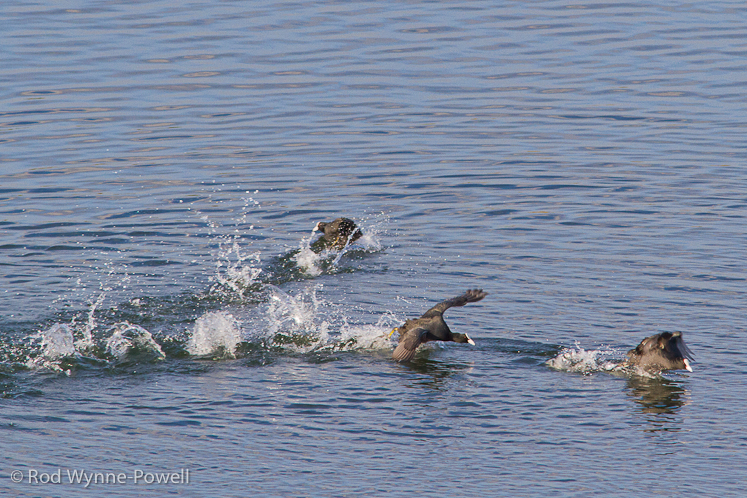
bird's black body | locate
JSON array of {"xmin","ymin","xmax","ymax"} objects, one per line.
[
  {"xmin": 625, "ymin": 331, "xmax": 694, "ymax": 372},
  {"xmin": 313, "ymin": 217, "xmax": 362, "ymax": 249},
  {"xmin": 392, "ymin": 289, "xmax": 487, "ymax": 362}
]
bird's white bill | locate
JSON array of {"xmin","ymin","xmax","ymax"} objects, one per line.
[
  {"xmin": 467, "ymin": 338, "xmax": 476, "ymax": 345},
  {"xmin": 684, "ymin": 358, "xmax": 693, "ymax": 372},
  {"xmin": 313, "ymin": 222, "xmax": 321, "ymax": 232}
]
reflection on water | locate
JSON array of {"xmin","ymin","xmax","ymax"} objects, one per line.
[
  {"xmin": 626, "ymin": 376, "xmax": 688, "ymax": 434},
  {"xmin": 626, "ymin": 376, "xmax": 687, "ymax": 415},
  {"xmin": 402, "ymin": 353, "xmax": 473, "ymax": 391}
]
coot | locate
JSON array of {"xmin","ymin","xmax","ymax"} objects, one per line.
[
  {"xmin": 392, "ymin": 289, "xmax": 487, "ymax": 362},
  {"xmin": 313, "ymin": 217, "xmax": 362, "ymax": 249},
  {"xmin": 625, "ymin": 332, "xmax": 694, "ymax": 372}
]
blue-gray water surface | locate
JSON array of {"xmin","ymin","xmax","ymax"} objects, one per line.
[{"xmin": 2, "ymin": 0, "xmax": 746, "ymax": 496}]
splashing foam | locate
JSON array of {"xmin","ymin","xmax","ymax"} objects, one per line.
[
  {"xmin": 188, "ymin": 311, "xmax": 243, "ymax": 358},
  {"xmin": 546, "ymin": 344, "xmax": 622, "ymax": 374},
  {"xmin": 25, "ymin": 324, "xmax": 78, "ymax": 373},
  {"xmin": 105, "ymin": 323, "xmax": 165, "ymax": 361},
  {"xmin": 38, "ymin": 324, "xmax": 77, "ymax": 360},
  {"xmin": 73, "ymin": 291, "xmax": 107, "ymax": 352},
  {"xmin": 336, "ymin": 313, "xmax": 400, "ymax": 351},
  {"xmin": 353, "ymin": 230, "xmax": 383, "ymax": 253},
  {"xmin": 198, "ymin": 202, "xmax": 263, "ymax": 300},
  {"xmin": 260, "ymin": 285, "xmax": 331, "ymax": 351},
  {"xmin": 293, "ymin": 230, "xmax": 324, "ymax": 276},
  {"xmin": 264, "ymin": 286, "xmax": 403, "ymax": 354},
  {"xmin": 211, "ymin": 238, "xmax": 262, "ymax": 299},
  {"xmin": 25, "ymin": 320, "xmax": 165, "ymax": 373},
  {"xmin": 356, "ymin": 212, "xmax": 388, "ymax": 251}
]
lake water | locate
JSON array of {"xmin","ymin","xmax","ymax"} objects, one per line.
[{"xmin": 2, "ymin": 0, "xmax": 747, "ymax": 496}]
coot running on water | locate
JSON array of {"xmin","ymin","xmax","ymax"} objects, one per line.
[{"xmin": 392, "ymin": 289, "xmax": 487, "ymax": 362}]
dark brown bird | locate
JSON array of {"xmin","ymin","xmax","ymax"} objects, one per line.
[
  {"xmin": 313, "ymin": 217, "xmax": 362, "ymax": 249},
  {"xmin": 391, "ymin": 289, "xmax": 487, "ymax": 362},
  {"xmin": 625, "ymin": 332, "xmax": 694, "ymax": 372}
]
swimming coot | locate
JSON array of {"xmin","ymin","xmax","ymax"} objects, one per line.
[
  {"xmin": 313, "ymin": 217, "xmax": 362, "ymax": 249},
  {"xmin": 625, "ymin": 332, "xmax": 694, "ymax": 372}
]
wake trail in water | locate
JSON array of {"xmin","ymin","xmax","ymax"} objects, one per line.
[
  {"xmin": 4, "ymin": 281, "xmax": 399, "ymax": 380},
  {"xmin": 0, "ymin": 209, "xmax": 391, "ymax": 384},
  {"xmin": 186, "ymin": 284, "xmax": 399, "ymax": 359},
  {"xmin": 545, "ymin": 344, "xmax": 622, "ymax": 374}
]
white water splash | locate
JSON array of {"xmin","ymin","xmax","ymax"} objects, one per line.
[
  {"xmin": 38, "ymin": 324, "xmax": 77, "ymax": 359},
  {"xmin": 196, "ymin": 198, "xmax": 263, "ymax": 300},
  {"xmin": 336, "ymin": 313, "xmax": 401, "ymax": 351},
  {"xmin": 262, "ymin": 285, "xmax": 331, "ymax": 350},
  {"xmin": 546, "ymin": 344, "xmax": 622, "ymax": 374},
  {"xmin": 211, "ymin": 238, "xmax": 262, "ymax": 298},
  {"xmin": 188, "ymin": 311, "xmax": 243, "ymax": 357},
  {"xmin": 330, "ymin": 242, "xmax": 353, "ymax": 267},
  {"xmin": 352, "ymin": 230, "xmax": 383, "ymax": 253},
  {"xmin": 293, "ymin": 230, "xmax": 324, "ymax": 276},
  {"xmin": 356, "ymin": 212, "xmax": 388, "ymax": 250},
  {"xmin": 105, "ymin": 322, "xmax": 165, "ymax": 361},
  {"xmin": 25, "ymin": 324, "xmax": 78, "ymax": 374},
  {"xmin": 27, "ymin": 321, "xmax": 167, "ymax": 371},
  {"xmin": 74, "ymin": 291, "xmax": 107, "ymax": 351}
]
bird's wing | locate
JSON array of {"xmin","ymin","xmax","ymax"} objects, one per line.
[
  {"xmin": 420, "ymin": 289, "xmax": 487, "ymax": 319},
  {"xmin": 671, "ymin": 334, "xmax": 694, "ymax": 361},
  {"xmin": 633, "ymin": 335, "xmax": 655, "ymax": 353},
  {"xmin": 392, "ymin": 328, "xmax": 428, "ymax": 362}
]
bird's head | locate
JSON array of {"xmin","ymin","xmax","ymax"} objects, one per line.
[{"xmin": 453, "ymin": 333, "xmax": 475, "ymax": 345}]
